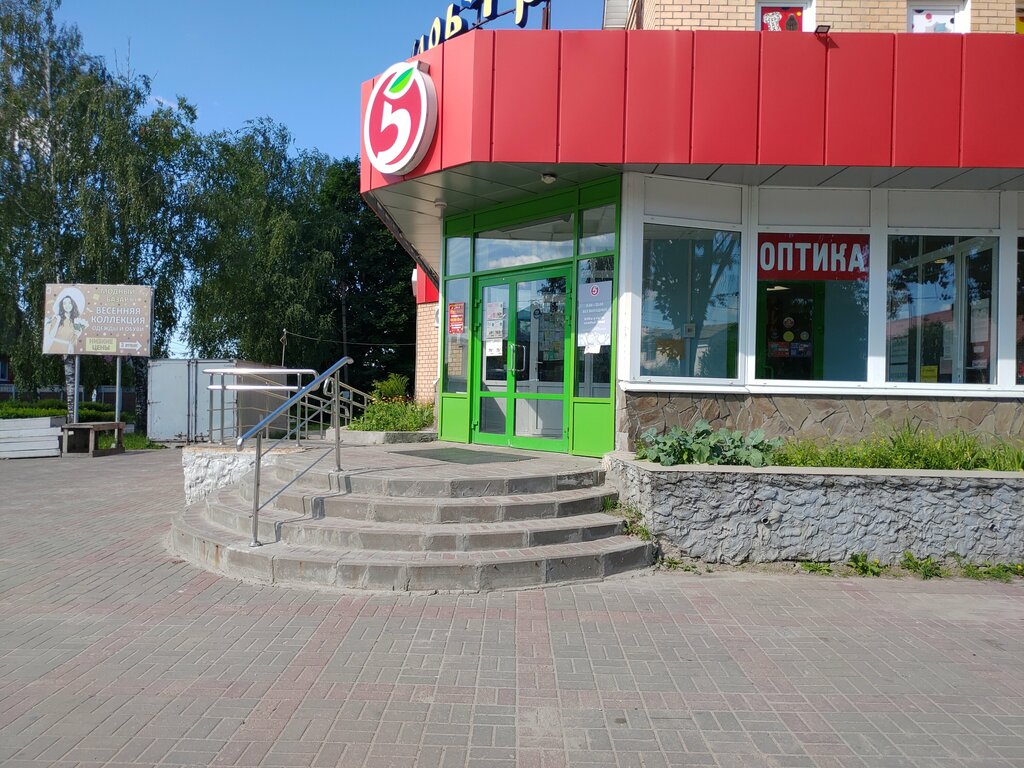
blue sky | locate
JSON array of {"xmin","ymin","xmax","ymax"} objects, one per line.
[{"xmin": 56, "ymin": 0, "xmax": 604, "ymax": 160}]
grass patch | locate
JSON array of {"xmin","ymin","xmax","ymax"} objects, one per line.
[
  {"xmin": 614, "ymin": 503, "xmax": 652, "ymax": 541},
  {"xmin": 773, "ymin": 423, "xmax": 1024, "ymax": 472},
  {"xmin": 901, "ymin": 551, "xmax": 945, "ymax": 579},
  {"xmin": 848, "ymin": 552, "xmax": 887, "ymax": 577},
  {"xmin": 97, "ymin": 432, "xmax": 166, "ymax": 450},
  {"xmin": 348, "ymin": 400, "xmax": 433, "ymax": 432},
  {"xmin": 800, "ymin": 561, "xmax": 832, "ymax": 575}
]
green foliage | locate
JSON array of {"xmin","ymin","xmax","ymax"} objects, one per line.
[
  {"xmin": 848, "ymin": 552, "xmax": 887, "ymax": 577},
  {"xmin": 97, "ymin": 432, "xmax": 165, "ymax": 450},
  {"xmin": 372, "ymin": 373, "xmax": 409, "ymax": 400},
  {"xmin": 615, "ymin": 503, "xmax": 652, "ymax": 541},
  {"xmin": 0, "ymin": 400, "xmax": 127, "ymax": 422},
  {"xmin": 658, "ymin": 556, "xmax": 696, "ymax": 572},
  {"xmin": 773, "ymin": 423, "xmax": 1024, "ymax": 472},
  {"xmin": 901, "ymin": 551, "xmax": 944, "ymax": 579},
  {"xmin": 347, "ymin": 400, "xmax": 433, "ymax": 433},
  {"xmin": 800, "ymin": 561, "xmax": 832, "ymax": 575},
  {"xmin": 636, "ymin": 420, "xmax": 783, "ymax": 467}
]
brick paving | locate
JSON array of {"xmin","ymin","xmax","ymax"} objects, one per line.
[{"xmin": 2, "ymin": 450, "xmax": 1023, "ymax": 768}]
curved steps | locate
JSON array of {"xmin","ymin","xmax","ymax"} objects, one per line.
[{"xmin": 171, "ymin": 444, "xmax": 653, "ymax": 592}]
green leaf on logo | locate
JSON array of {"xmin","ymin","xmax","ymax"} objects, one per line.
[{"xmin": 388, "ymin": 68, "xmax": 414, "ymax": 95}]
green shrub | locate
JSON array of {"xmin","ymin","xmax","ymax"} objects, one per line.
[
  {"xmin": 636, "ymin": 420, "xmax": 783, "ymax": 467},
  {"xmin": 848, "ymin": 552, "xmax": 887, "ymax": 577},
  {"xmin": 773, "ymin": 423, "xmax": 1024, "ymax": 472},
  {"xmin": 901, "ymin": 551, "xmax": 944, "ymax": 579},
  {"xmin": 348, "ymin": 400, "xmax": 433, "ymax": 432},
  {"xmin": 372, "ymin": 373, "xmax": 410, "ymax": 400}
]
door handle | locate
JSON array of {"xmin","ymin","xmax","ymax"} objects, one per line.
[{"xmin": 514, "ymin": 343, "xmax": 527, "ymax": 373}]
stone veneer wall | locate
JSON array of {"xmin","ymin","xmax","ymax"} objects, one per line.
[
  {"xmin": 625, "ymin": 0, "xmax": 1017, "ymax": 31},
  {"xmin": 182, "ymin": 445, "xmax": 288, "ymax": 506},
  {"xmin": 605, "ymin": 452, "xmax": 1024, "ymax": 564},
  {"xmin": 616, "ymin": 391, "xmax": 1024, "ymax": 450}
]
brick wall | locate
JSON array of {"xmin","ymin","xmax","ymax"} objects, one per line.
[
  {"xmin": 414, "ymin": 302, "xmax": 439, "ymax": 403},
  {"xmin": 625, "ymin": 0, "xmax": 1019, "ymax": 31}
]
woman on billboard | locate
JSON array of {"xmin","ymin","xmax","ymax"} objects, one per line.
[{"xmin": 43, "ymin": 287, "xmax": 89, "ymax": 355}]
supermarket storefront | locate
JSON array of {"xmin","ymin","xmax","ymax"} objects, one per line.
[{"xmin": 361, "ymin": 29, "xmax": 1024, "ymax": 457}]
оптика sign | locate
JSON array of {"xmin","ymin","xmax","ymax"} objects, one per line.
[{"xmin": 42, "ymin": 283, "xmax": 154, "ymax": 357}]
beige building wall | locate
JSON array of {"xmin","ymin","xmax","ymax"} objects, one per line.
[
  {"xmin": 624, "ymin": 0, "xmax": 1018, "ymax": 32},
  {"xmin": 414, "ymin": 302, "xmax": 439, "ymax": 403}
]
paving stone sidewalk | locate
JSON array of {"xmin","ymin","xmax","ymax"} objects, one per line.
[{"xmin": 1, "ymin": 450, "xmax": 1023, "ymax": 768}]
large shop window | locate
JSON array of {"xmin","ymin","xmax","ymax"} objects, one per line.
[
  {"xmin": 1017, "ymin": 237, "xmax": 1024, "ymax": 384},
  {"xmin": 443, "ymin": 278, "xmax": 470, "ymax": 394},
  {"xmin": 886, "ymin": 235, "xmax": 997, "ymax": 384},
  {"xmin": 475, "ymin": 214, "xmax": 574, "ymax": 272},
  {"xmin": 756, "ymin": 234, "xmax": 869, "ymax": 381},
  {"xmin": 641, "ymin": 225, "xmax": 741, "ymax": 379}
]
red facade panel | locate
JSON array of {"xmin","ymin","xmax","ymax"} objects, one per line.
[
  {"xmin": 624, "ymin": 31, "xmax": 693, "ymax": 164},
  {"xmin": 360, "ymin": 78, "xmax": 387, "ymax": 192},
  {"xmin": 758, "ymin": 32, "xmax": 825, "ymax": 165},
  {"xmin": 558, "ymin": 31, "xmax": 626, "ymax": 163},
  {"xmin": 893, "ymin": 35, "xmax": 962, "ymax": 167},
  {"xmin": 825, "ymin": 34, "xmax": 894, "ymax": 167},
  {"xmin": 401, "ymin": 45, "xmax": 445, "ymax": 180},
  {"xmin": 961, "ymin": 35, "xmax": 1024, "ymax": 168},
  {"xmin": 415, "ymin": 266, "xmax": 439, "ymax": 304},
  {"xmin": 692, "ymin": 31, "xmax": 760, "ymax": 165},
  {"xmin": 492, "ymin": 31, "xmax": 560, "ymax": 163},
  {"xmin": 440, "ymin": 31, "xmax": 494, "ymax": 169}
]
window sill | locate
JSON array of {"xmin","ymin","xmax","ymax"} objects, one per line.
[{"xmin": 619, "ymin": 380, "xmax": 1024, "ymax": 399}]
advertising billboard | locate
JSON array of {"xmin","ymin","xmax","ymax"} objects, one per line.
[{"xmin": 42, "ymin": 284, "xmax": 153, "ymax": 357}]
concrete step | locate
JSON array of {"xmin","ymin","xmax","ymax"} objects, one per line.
[
  {"xmin": 264, "ymin": 462, "xmax": 607, "ymax": 498},
  {"xmin": 171, "ymin": 507, "xmax": 653, "ymax": 592},
  {"xmin": 237, "ymin": 483, "xmax": 617, "ymax": 523},
  {"xmin": 206, "ymin": 495, "xmax": 625, "ymax": 551}
]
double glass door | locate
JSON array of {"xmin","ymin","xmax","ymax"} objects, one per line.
[{"xmin": 472, "ymin": 267, "xmax": 572, "ymax": 452}]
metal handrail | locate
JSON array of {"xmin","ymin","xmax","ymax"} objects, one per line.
[{"xmin": 235, "ymin": 356, "xmax": 354, "ymax": 548}]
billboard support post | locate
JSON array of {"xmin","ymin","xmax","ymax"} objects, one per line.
[
  {"xmin": 73, "ymin": 355, "xmax": 80, "ymax": 423},
  {"xmin": 115, "ymin": 356, "xmax": 122, "ymax": 425}
]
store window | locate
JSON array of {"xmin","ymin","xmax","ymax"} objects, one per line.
[
  {"xmin": 909, "ymin": 5, "xmax": 966, "ymax": 32},
  {"xmin": 641, "ymin": 224, "xmax": 741, "ymax": 379},
  {"xmin": 445, "ymin": 237, "xmax": 470, "ymax": 276},
  {"xmin": 1017, "ymin": 5, "xmax": 1024, "ymax": 33},
  {"xmin": 443, "ymin": 278, "xmax": 469, "ymax": 394},
  {"xmin": 886, "ymin": 235, "xmax": 997, "ymax": 384},
  {"xmin": 755, "ymin": 234, "xmax": 869, "ymax": 381},
  {"xmin": 580, "ymin": 205, "xmax": 616, "ymax": 255},
  {"xmin": 1017, "ymin": 237, "xmax": 1023, "ymax": 384},
  {"xmin": 758, "ymin": 4, "xmax": 810, "ymax": 30},
  {"xmin": 475, "ymin": 213, "xmax": 574, "ymax": 272}
]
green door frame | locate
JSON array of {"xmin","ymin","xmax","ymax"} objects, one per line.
[
  {"xmin": 470, "ymin": 264, "xmax": 573, "ymax": 453},
  {"xmin": 438, "ymin": 176, "xmax": 621, "ymax": 457}
]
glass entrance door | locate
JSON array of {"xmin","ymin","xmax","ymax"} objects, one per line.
[{"xmin": 472, "ymin": 266, "xmax": 572, "ymax": 452}]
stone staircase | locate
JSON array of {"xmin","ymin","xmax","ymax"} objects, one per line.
[{"xmin": 171, "ymin": 444, "xmax": 653, "ymax": 592}]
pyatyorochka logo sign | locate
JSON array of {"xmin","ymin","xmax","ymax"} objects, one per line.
[{"xmin": 363, "ymin": 61, "xmax": 437, "ymax": 176}]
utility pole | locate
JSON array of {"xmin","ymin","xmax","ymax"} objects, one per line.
[{"xmin": 280, "ymin": 328, "xmax": 287, "ymax": 367}]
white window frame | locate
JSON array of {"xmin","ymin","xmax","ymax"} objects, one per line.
[
  {"xmin": 619, "ymin": 172, "xmax": 1023, "ymax": 398},
  {"xmin": 907, "ymin": 2, "xmax": 971, "ymax": 33},
  {"xmin": 755, "ymin": 1, "xmax": 816, "ymax": 31}
]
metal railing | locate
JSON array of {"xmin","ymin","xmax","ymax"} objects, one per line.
[
  {"xmin": 234, "ymin": 357, "xmax": 361, "ymax": 548},
  {"xmin": 204, "ymin": 367, "xmax": 317, "ymax": 445}
]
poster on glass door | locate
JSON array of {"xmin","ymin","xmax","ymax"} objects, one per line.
[{"xmin": 577, "ymin": 281, "xmax": 612, "ymax": 355}]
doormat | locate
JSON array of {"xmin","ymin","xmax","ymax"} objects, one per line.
[{"xmin": 396, "ymin": 447, "xmax": 531, "ymax": 465}]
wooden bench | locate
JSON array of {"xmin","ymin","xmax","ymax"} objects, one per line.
[{"xmin": 61, "ymin": 421, "xmax": 126, "ymax": 458}]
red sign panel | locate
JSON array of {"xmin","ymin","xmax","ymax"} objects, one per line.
[
  {"xmin": 447, "ymin": 302, "xmax": 465, "ymax": 335},
  {"xmin": 758, "ymin": 233, "xmax": 870, "ymax": 281}
]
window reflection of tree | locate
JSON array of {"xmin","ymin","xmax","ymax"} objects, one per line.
[{"xmin": 643, "ymin": 228, "xmax": 740, "ymax": 378}]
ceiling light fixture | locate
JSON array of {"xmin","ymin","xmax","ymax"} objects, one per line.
[{"xmin": 541, "ymin": 173, "xmax": 558, "ymax": 185}]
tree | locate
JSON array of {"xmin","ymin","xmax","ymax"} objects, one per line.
[{"xmin": 1, "ymin": 0, "xmax": 197, "ymax": 425}]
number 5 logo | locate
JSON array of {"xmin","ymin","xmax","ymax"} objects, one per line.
[{"xmin": 363, "ymin": 61, "xmax": 437, "ymax": 176}]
